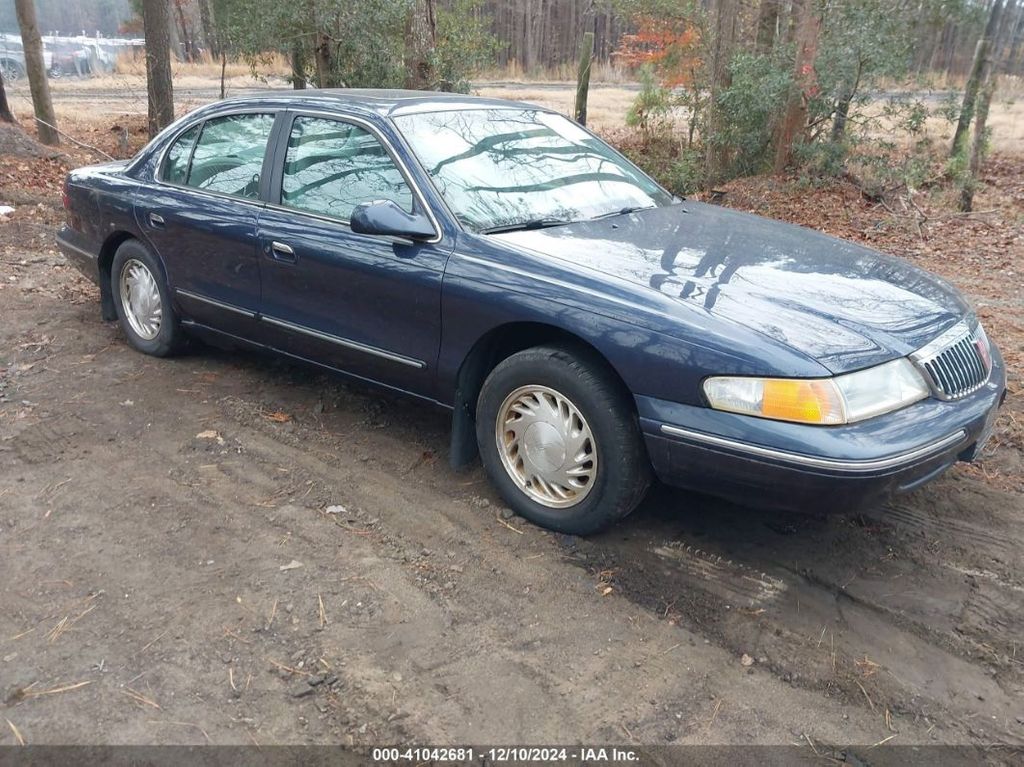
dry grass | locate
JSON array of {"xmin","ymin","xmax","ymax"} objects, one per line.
[
  {"xmin": 474, "ymin": 84, "xmax": 640, "ymax": 132},
  {"xmin": 4, "ymin": 70, "xmax": 1021, "ymax": 156},
  {"xmin": 855, "ymin": 97, "xmax": 1024, "ymax": 156},
  {"xmin": 113, "ymin": 49, "xmax": 291, "ymax": 80},
  {"xmin": 477, "ymin": 59, "xmax": 634, "ymax": 83}
]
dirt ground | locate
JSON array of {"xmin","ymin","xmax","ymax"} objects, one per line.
[{"xmin": 0, "ymin": 81, "xmax": 1023, "ymax": 756}]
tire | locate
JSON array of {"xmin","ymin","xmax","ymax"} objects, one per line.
[
  {"xmin": 476, "ymin": 344, "xmax": 652, "ymax": 535},
  {"xmin": 111, "ymin": 239, "xmax": 185, "ymax": 357},
  {"xmin": 0, "ymin": 59, "xmax": 24, "ymax": 81}
]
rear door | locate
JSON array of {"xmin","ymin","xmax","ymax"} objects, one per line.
[
  {"xmin": 135, "ymin": 111, "xmax": 277, "ymax": 338},
  {"xmin": 255, "ymin": 111, "xmax": 452, "ymax": 397}
]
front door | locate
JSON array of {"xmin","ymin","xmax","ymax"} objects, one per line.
[
  {"xmin": 256, "ymin": 113, "xmax": 451, "ymax": 397},
  {"xmin": 135, "ymin": 112, "xmax": 276, "ymax": 338}
]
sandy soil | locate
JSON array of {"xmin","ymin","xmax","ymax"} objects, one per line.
[{"xmin": 0, "ymin": 86, "xmax": 1023, "ymax": 756}]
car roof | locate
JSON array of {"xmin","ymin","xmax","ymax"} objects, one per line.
[{"xmin": 211, "ymin": 88, "xmax": 545, "ymax": 118}]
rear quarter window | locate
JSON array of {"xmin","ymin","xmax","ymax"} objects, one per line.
[{"xmin": 161, "ymin": 124, "xmax": 200, "ymax": 185}]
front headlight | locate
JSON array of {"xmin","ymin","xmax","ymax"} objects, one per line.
[{"xmin": 703, "ymin": 358, "xmax": 930, "ymax": 425}]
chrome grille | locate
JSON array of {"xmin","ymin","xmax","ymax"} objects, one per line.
[{"xmin": 911, "ymin": 322, "xmax": 990, "ymax": 400}]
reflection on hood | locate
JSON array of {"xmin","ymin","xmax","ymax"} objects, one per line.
[{"xmin": 492, "ymin": 201, "xmax": 968, "ymax": 373}]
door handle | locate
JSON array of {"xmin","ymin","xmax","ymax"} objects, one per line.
[
  {"xmin": 149, "ymin": 212, "xmax": 165, "ymax": 228},
  {"xmin": 269, "ymin": 241, "xmax": 297, "ymax": 263}
]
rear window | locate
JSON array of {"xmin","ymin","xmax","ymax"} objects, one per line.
[{"xmin": 162, "ymin": 113, "xmax": 275, "ymax": 199}]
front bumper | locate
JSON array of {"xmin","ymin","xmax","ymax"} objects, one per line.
[{"xmin": 639, "ymin": 346, "xmax": 1006, "ymax": 513}]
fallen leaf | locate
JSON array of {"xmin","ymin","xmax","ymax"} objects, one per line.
[
  {"xmin": 264, "ymin": 411, "xmax": 292, "ymax": 423},
  {"xmin": 5, "ymin": 718, "xmax": 25, "ymax": 746},
  {"xmin": 279, "ymin": 560, "xmax": 304, "ymax": 571},
  {"xmin": 195, "ymin": 430, "xmax": 225, "ymax": 445}
]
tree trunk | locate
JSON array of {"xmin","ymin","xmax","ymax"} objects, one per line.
[
  {"xmin": 574, "ymin": 31, "xmax": 594, "ymax": 125},
  {"xmin": 404, "ymin": 0, "xmax": 437, "ymax": 89},
  {"xmin": 14, "ymin": 0, "xmax": 58, "ymax": 145},
  {"xmin": 773, "ymin": 0, "xmax": 821, "ymax": 172},
  {"xmin": 960, "ymin": 78, "xmax": 993, "ymax": 212},
  {"xmin": 197, "ymin": 0, "xmax": 218, "ymax": 58},
  {"xmin": 755, "ymin": 0, "xmax": 781, "ymax": 53},
  {"xmin": 831, "ymin": 56, "xmax": 863, "ymax": 142},
  {"xmin": 705, "ymin": 0, "xmax": 739, "ymax": 184},
  {"xmin": 959, "ymin": 0, "xmax": 1018, "ymax": 211},
  {"xmin": 313, "ymin": 30, "xmax": 334, "ymax": 87},
  {"xmin": 142, "ymin": 0, "xmax": 175, "ymax": 138},
  {"xmin": 1008, "ymin": 8, "xmax": 1024, "ymax": 73},
  {"xmin": 291, "ymin": 44, "xmax": 307, "ymax": 89},
  {"xmin": 950, "ymin": 0, "xmax": 1004, "ymax": 159},
  {"xmin": 0, "ymin": 70, "xmax": 15, "ymax": 123},
  {"xmin": 173, "ymin": 0, "xmax": 192, "ymax": 62}
]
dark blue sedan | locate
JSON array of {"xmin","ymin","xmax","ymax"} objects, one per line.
[{"xmin": 56, "ymin": 90, "xmax": 1006, "ymax": 534}]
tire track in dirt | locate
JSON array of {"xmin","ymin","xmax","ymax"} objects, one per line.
[
  {"xmin": 138, "ymin": 349, "xmax": 1024, "ymax": 745},
  {"xmin": 566, "ymin": 491, "xmax": 1024, "ymax": 745},
  {"xmin": 2, "ymin": 251, "xmax": 1018, "ymax": 746}
]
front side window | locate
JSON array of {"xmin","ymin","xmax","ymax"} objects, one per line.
[
  {"xmin": 393, "ymin": 108, "xmax": 674, "ymax": 232},
  {"xmin": 185, "ymin": 113, "xmax": 274, "ymax": 199},
  {"xmin": 280, "ymin": 116, "xmax": 414, "ymax": 221},
  {"xmin": 162, "ymin": 124, "xmax": 200, "ymax": 185}
]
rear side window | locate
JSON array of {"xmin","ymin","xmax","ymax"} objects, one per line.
[
  {"xmin": 162, "ymin": 124, "xmax": 199, "ymax": 185},
  {"xmin": 184, "ymin": 113, "xmax": 274, "ymax": 199},
  {"xmin": 280, "ymin": 116, "xmax": 414, "ymax": 220}
]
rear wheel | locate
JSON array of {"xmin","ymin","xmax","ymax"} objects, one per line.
[
  {"xmin": 476, "ymin": 345, "xmax": 651, "ymax": 535},
  {"xmin": 111, "ymin": 240, "xmax": 185, "ymax": 357}
]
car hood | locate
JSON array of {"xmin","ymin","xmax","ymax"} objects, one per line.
[{"xmin": 491, "ymin": 201, "xmax": 970, "ymax": 374}]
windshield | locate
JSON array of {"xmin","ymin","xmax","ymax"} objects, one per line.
[{"xmin": 392, "ymin": 108, "xmax": 674, "ymax": 233}]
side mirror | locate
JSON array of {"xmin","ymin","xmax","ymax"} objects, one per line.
[{"xmin": 349, "ymin": 199, "xmax": 435, "ymax": 241}]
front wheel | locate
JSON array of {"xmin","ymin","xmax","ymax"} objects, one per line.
[{"xmin": 476, "ymin": 345, "xmax": 651, "ymax": 535}]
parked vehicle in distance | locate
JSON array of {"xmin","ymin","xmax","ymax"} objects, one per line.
[
  {"xmin": 57, "ymin": 90, "xmax": 1006, "ymax": 534},
  {"xmin": 0, "ymin": 35, "xmax": 53, "ymax": 80},
  {"xmin": 0, "ymin": 46, "xmax": 25, "ymax": 81}
]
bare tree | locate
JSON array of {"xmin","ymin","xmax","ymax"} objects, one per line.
[
  {"xmin": 14, "ymin": 0, "xmax": 58, "ymax": 145},
  {"xmin": 960, "ymin": 0, "xmax": 1019, "ymax": 211},
  {"xmin": 951, "ymin": 0, "xmax": 1005, "ymax": 159},
  {"xmin": 404, "ymin": 0, "xmax": 437, "ymax": 89},
  {"xmin": 773, "ymin": 0, "xmax": 821, "ymax": 172},
  {"xmin": 142, "ymin": 0, "xmax": 175, "ymax": 138},
  {"xmin": 0, "ymin": 70, "xmax": 15, "ymax": 124}
]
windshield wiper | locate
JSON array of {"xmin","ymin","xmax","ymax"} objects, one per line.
[
  {"xmin": 590, "ymin": 205, "xmax": 656, "ymax": 221},
  {"xmin": 478, "ymin": 218, "xmax": 575, "ymax": 234}
]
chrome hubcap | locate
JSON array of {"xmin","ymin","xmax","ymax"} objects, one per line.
[
  {"xmin": 495, "ymin": 385, "xmax": 597, "ymax": 509},
  {"xmin": 119, "ymin": 259, "xmax": 162, "ymax": 341}
]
